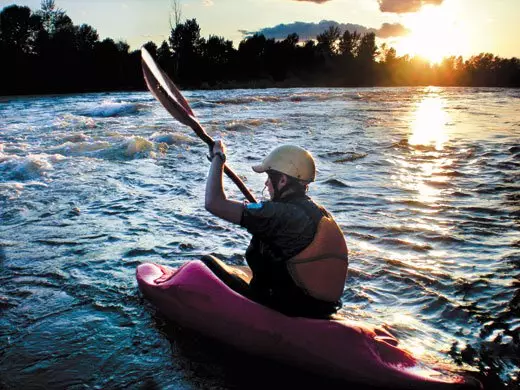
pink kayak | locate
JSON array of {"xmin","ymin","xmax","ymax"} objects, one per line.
[{"xmin": 136, "ymin": 260, "xmax": 480, "ymax": 389}]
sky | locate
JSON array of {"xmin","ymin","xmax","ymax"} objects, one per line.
[{"xmin": 2, "ymin": 0, "xmax": 519, "ymax": 62}]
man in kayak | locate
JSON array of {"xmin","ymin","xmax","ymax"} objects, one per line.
[{"xmin": 204, "ymin": 140, "xmax": 348, "ymax": 319}]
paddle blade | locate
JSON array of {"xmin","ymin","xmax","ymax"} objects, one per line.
[
  {"xmin": 141, "ymin": 47, "xmax": 195, "ymax": 127},
  {"xmin": 141, "ymin": 48, "xmax": 194, "ymax": 116}
]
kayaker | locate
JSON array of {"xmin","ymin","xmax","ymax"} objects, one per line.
[{"xmin": 204, "ymin": 140, "xmax": 349, "ymax": 319}]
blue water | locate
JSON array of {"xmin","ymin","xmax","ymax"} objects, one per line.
[{"xmin": 1, "ymin": 87, "xmax": 519, "ymax": 389}]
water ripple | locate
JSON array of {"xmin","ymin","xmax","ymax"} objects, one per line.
[{"xmin": 1, "ymin": 88, "xmax": 519, "ymax": 388}]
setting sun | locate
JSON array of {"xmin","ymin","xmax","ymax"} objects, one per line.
[{"xmin": 394, "ymin": 5, "xmax": 469, "ymax": 64}]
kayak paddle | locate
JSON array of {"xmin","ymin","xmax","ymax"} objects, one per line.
[{"xmin": 141, "ymin": 47, "xmax": 257, "ymax": 203}]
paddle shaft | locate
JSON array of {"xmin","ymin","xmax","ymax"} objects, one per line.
[{"xmin": 141, "ymin": 50, "xmax": 257, "ymax": 203}]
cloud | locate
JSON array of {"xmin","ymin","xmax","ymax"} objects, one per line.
[
  {"xmin": 241, "ymin": 20, "xmax": 370, "ymax": 41},
  {"xmin": 378, "ymin": 0, "xmax": 443, "ymax": 13},
  {"xmin": 376, "ymin": 23, "xmax": 409, "ymax": 38},
  {"xmin": 241, "ymin": 20, "xmax": 409, "ymax": 41},
  {"xmin": 203, "ymin": 0, "xmax": 214, "ymax": 5}
]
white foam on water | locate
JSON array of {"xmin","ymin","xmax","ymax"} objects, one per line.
[
  {"xmin": 0, "ymin": 182, "xmax": 24, "ymax": 191},
  {"xmin": 0, "ymin": 182, "xmax": 25, "ymax": 200},
  {"xmin": 0, "ymin": 180, "xmax": 49, "ymax": 198},
  {"xmin": 62, "ymin": 133, "xmax": 92, "ymax": 143},
  {"xmin": 0, "ymin": 153, "xmax": 65, "ymax": 180},
  {"xmin": 225, "ymin": 122, "xmax": 252, "ymax": 132},
  {"xmin": 191, "ymin": 100, "xmax": 221, "ymax": 108},
  {"xmin": 50, "ymin": 141, "xmax": 112, "ymax": 156},
  {"xmin": 78, "ymin": 102, "xmax": 139, "ymax": 117},
  {"xmin": 46, "ymin": 135, "xmax": 166, "ymax": 160},
  {"xmin": 55, "ymin": 114, "xmax": 97, "ymax": 129},
  {"xmin": 2, "ymin": 142, "xmax": 30, "ymax": 154},
  {"xmin": 151, "ymin": 132, "xmax": 194, "ymax": 145},
  {"xmin": 123, "ymin": 136, "xmax": 155, "ymax": 158}
]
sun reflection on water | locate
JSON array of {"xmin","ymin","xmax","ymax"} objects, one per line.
[
  {"xmin": 409, "ymin": 93, "xmax": 449, "ymax": 151},
  {"xmin": 392, "ymin": 91, "xmax": 456, "ymax": 207},
  {"xmin": 389, "ymin": 312, "xmax": 427, "ymax": 357}
]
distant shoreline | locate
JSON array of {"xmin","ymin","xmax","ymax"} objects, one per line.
[{"xmin": 2, "ymin": 82, "xmax": 520, "ymax": 99}]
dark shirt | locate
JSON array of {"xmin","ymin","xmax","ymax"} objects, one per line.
[
  {"xmin": 240, "ymin": 193, "xmax": 340, "ymax": 318},
  {"xmin": 241, "ymin": 194, "xmax": 318, "ymax": 262}
]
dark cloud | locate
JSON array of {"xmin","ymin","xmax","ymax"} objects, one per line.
[
  {"xmin": 378, "ymin": 0, "xmax": 443, "ymax": 13},
  {"xmin": 376, "ymin": 23, "xmax": 410, "ymax": 38},
  {"xmin": 240, "ymin": 20, "xmax": 409, "ymax": 41},
  {"xmin": 241, "ymin": 20, "xmax": 370, "ymax": 41}
]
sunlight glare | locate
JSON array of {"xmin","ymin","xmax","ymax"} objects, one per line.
[
  {"xmin": 395, "ymin": 5, "xmax": 468, "ymax": 64},
  {"xmin": 409, "ymin": 95, "xmax": 449, "ymax": 150},
  {"xmin": 416, "ymin": 181, "xmax": 441, "ymax": 203},
  {"xmin": 407, "ymin": 343, "xmax": 426, "ymax": 358},
  {"xmin": 389, "ymin": 92, "xmax": 454, "ymax": 206},
  {"xmin": 392, "ymin": 312, "xmax": 420, "ymax": 326}
]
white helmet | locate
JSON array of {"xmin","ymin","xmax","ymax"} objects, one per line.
[{"xmin": 252, "ymin": 145, "xmax": 316, "ymax": 182}]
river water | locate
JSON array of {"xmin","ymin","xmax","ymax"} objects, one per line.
[{"xmin": 0, "ymin": 87, "xmax": 519, "ymax": 389}]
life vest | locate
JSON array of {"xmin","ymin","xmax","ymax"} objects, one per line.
[
  {"xmin": 286, "ymin": 215, "xmax": 349, "ymax": 303},
  {"xmin": 243, "ymin": 195, "xmax": 348, "ymax": 316}
]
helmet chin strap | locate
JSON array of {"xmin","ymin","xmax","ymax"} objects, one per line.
[
  {"xmin": 272, "ymin": 186, "xmax": 281, "ymax": 201},
  {"xmin": 261, "ymin": 185, "xmax": 268, "ymax": 201},
  {"xmin": 272, "ymin": 181, "xmax": 291, "ymax": 201}
]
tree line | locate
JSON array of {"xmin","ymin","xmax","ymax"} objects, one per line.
[{"xmin": 1, "ymin": 1, "xmax": 519, "ymax": 95}]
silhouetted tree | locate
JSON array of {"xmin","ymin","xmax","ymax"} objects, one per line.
[
  {"xmin": 465, "ymin": 53, "xmax": 499, "ymax": 86},
  {"xmin": 0, "ymin": 5, "xmax": 44, "ymax": 94},
  {"xmin": 1, "ymin": 2, "xmax": 519, "ymax": 94},
  {"xmin": 0, "ymin": 5, "xmax": 39, "ymax": 54},
  {"xmin": 200, "ymin": 35, "xmax": 235, "ymax": 84},
  {"xmin": 169, "ymin": 0, "xmax": 182, "ymax": 31},
  {"xmin": 237, "ymin": 34, "xmax": 270, "ymax": 80},
  {"xmin": 275, "ymin": 33, "xmax": 300, "ymax": 81},
  {"xmin": 356, "ymin": 32, "xmax": 378, "ymax": 84},
  {"xmin": 357, "ymin": 32, "xmax": 377, "ymax": 63},
  {"xmin": 76, "ymin": 24, "xmax": 98, "ymax": 52},
  {"xmin": 497, "ymin": 57, "xmax": 520, "ymax": 87},
  {"xmin": 300, "ymin": 40, "xmax": 319, "ymax": 71},
  {"xmin": 336, "ymin": 30, "xmax": 362, "ymax": 85},
  {"xmin": 316, "ymin": 25, "xmax": 341, "ymax": 58},
  {"xmin": 339, "ymin": 30, "xmax": 360, "ymax": 59},
  {"xmin": 169, "ymin": 18, "xmax": 204, "ymax": 85},
  {"xmin": 156, "ymin": 40, "xmax": 172, "ymax": 72}
]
